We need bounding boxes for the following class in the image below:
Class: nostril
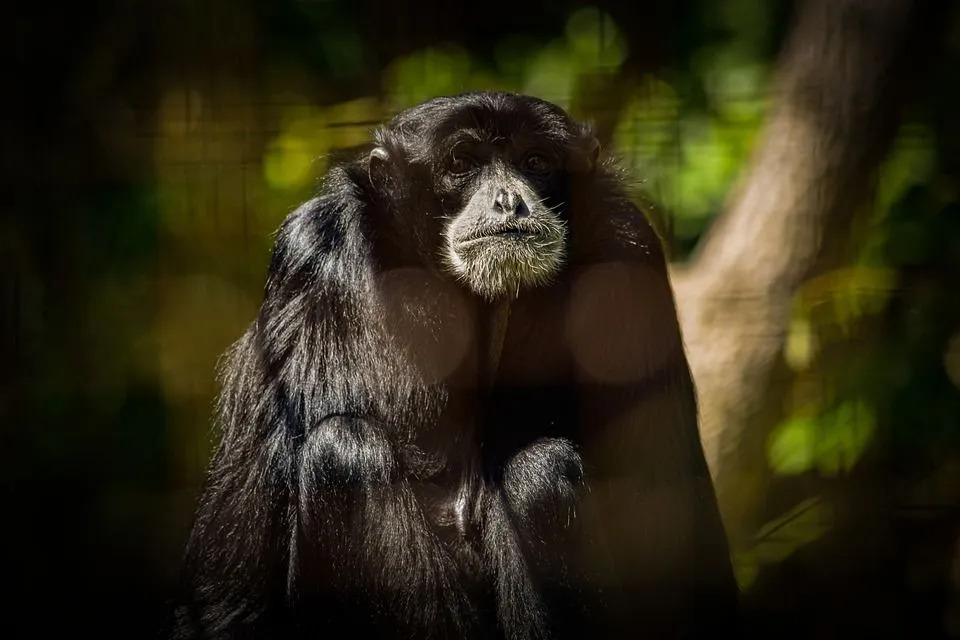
[493,189,527,216]
[514,198,529,218]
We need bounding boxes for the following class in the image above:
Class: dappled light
[767,400,877,476]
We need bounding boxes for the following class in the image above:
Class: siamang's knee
[300,415,396,490]
[502,438,583,529]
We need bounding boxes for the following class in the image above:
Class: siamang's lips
[454,223,543,246]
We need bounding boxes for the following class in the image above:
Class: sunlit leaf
[520,7,628,105]
[858,125,936,265]
[262,98,386,193]
[323,97,386,148]
[768,399,877,477]
[816,400,877,475]
[384,45,475,110]
[768,415,817,475]
[263,133,316,189]
[700,51,769,125]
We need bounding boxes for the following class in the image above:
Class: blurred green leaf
[877,124,936,213]
[523,41,576,108]
[613,75,681,169]
[264,133,316,189]
[263,97,384,191]
[816,400,877,475]
[734,497,833,590]
[674,116,735,224]
[385,45,476,109]
[564,7,627,70]
[768,415,817,475]
[522,7,627,106]
[795,267,899,339]
[768,400,877,476]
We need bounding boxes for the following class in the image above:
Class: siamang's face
[437,132,571,300]
[373,95,596,301]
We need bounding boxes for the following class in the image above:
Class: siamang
[171,92,738,639]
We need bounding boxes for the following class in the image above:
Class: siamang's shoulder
[269,191,365,278]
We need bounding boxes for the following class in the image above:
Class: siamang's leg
[291,415,477,639]
[486,438,585,640]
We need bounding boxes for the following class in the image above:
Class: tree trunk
[671,0,943,544]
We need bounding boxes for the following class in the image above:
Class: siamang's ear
[368,146,391,185]
[569,128,601,174]
[370,146,390,165]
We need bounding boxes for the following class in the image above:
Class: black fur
[171,92,738,639]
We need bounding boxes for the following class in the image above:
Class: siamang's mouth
[455,224,542,246]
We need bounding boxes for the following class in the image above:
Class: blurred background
[4,0,960,637]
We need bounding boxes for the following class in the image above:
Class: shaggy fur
[170,92,738,640]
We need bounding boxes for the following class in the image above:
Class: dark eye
[522,153,552,175]
[448,154,477,176]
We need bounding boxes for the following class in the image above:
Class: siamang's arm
[172,188,367,638]
[564,169,739,636]
[174,170,473,639]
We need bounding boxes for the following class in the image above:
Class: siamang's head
[368,92,600,300]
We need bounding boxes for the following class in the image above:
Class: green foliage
[768,115,949,488]
[522,7,628,106]
[378,6,629,112]
[790,268,899,349]
[384,45,481,110]
[768,400,878,477]
[611,10,771,246]
[767,415,817,475]
[263,133,316,190]
[265,1,368,78]
[859,125,938,266]
[262,97,384,191]
[564,8,628,68]
[734,497,834,590]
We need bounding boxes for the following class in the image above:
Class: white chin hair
[444,236,565,300]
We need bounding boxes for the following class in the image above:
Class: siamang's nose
[493,189,528,217]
